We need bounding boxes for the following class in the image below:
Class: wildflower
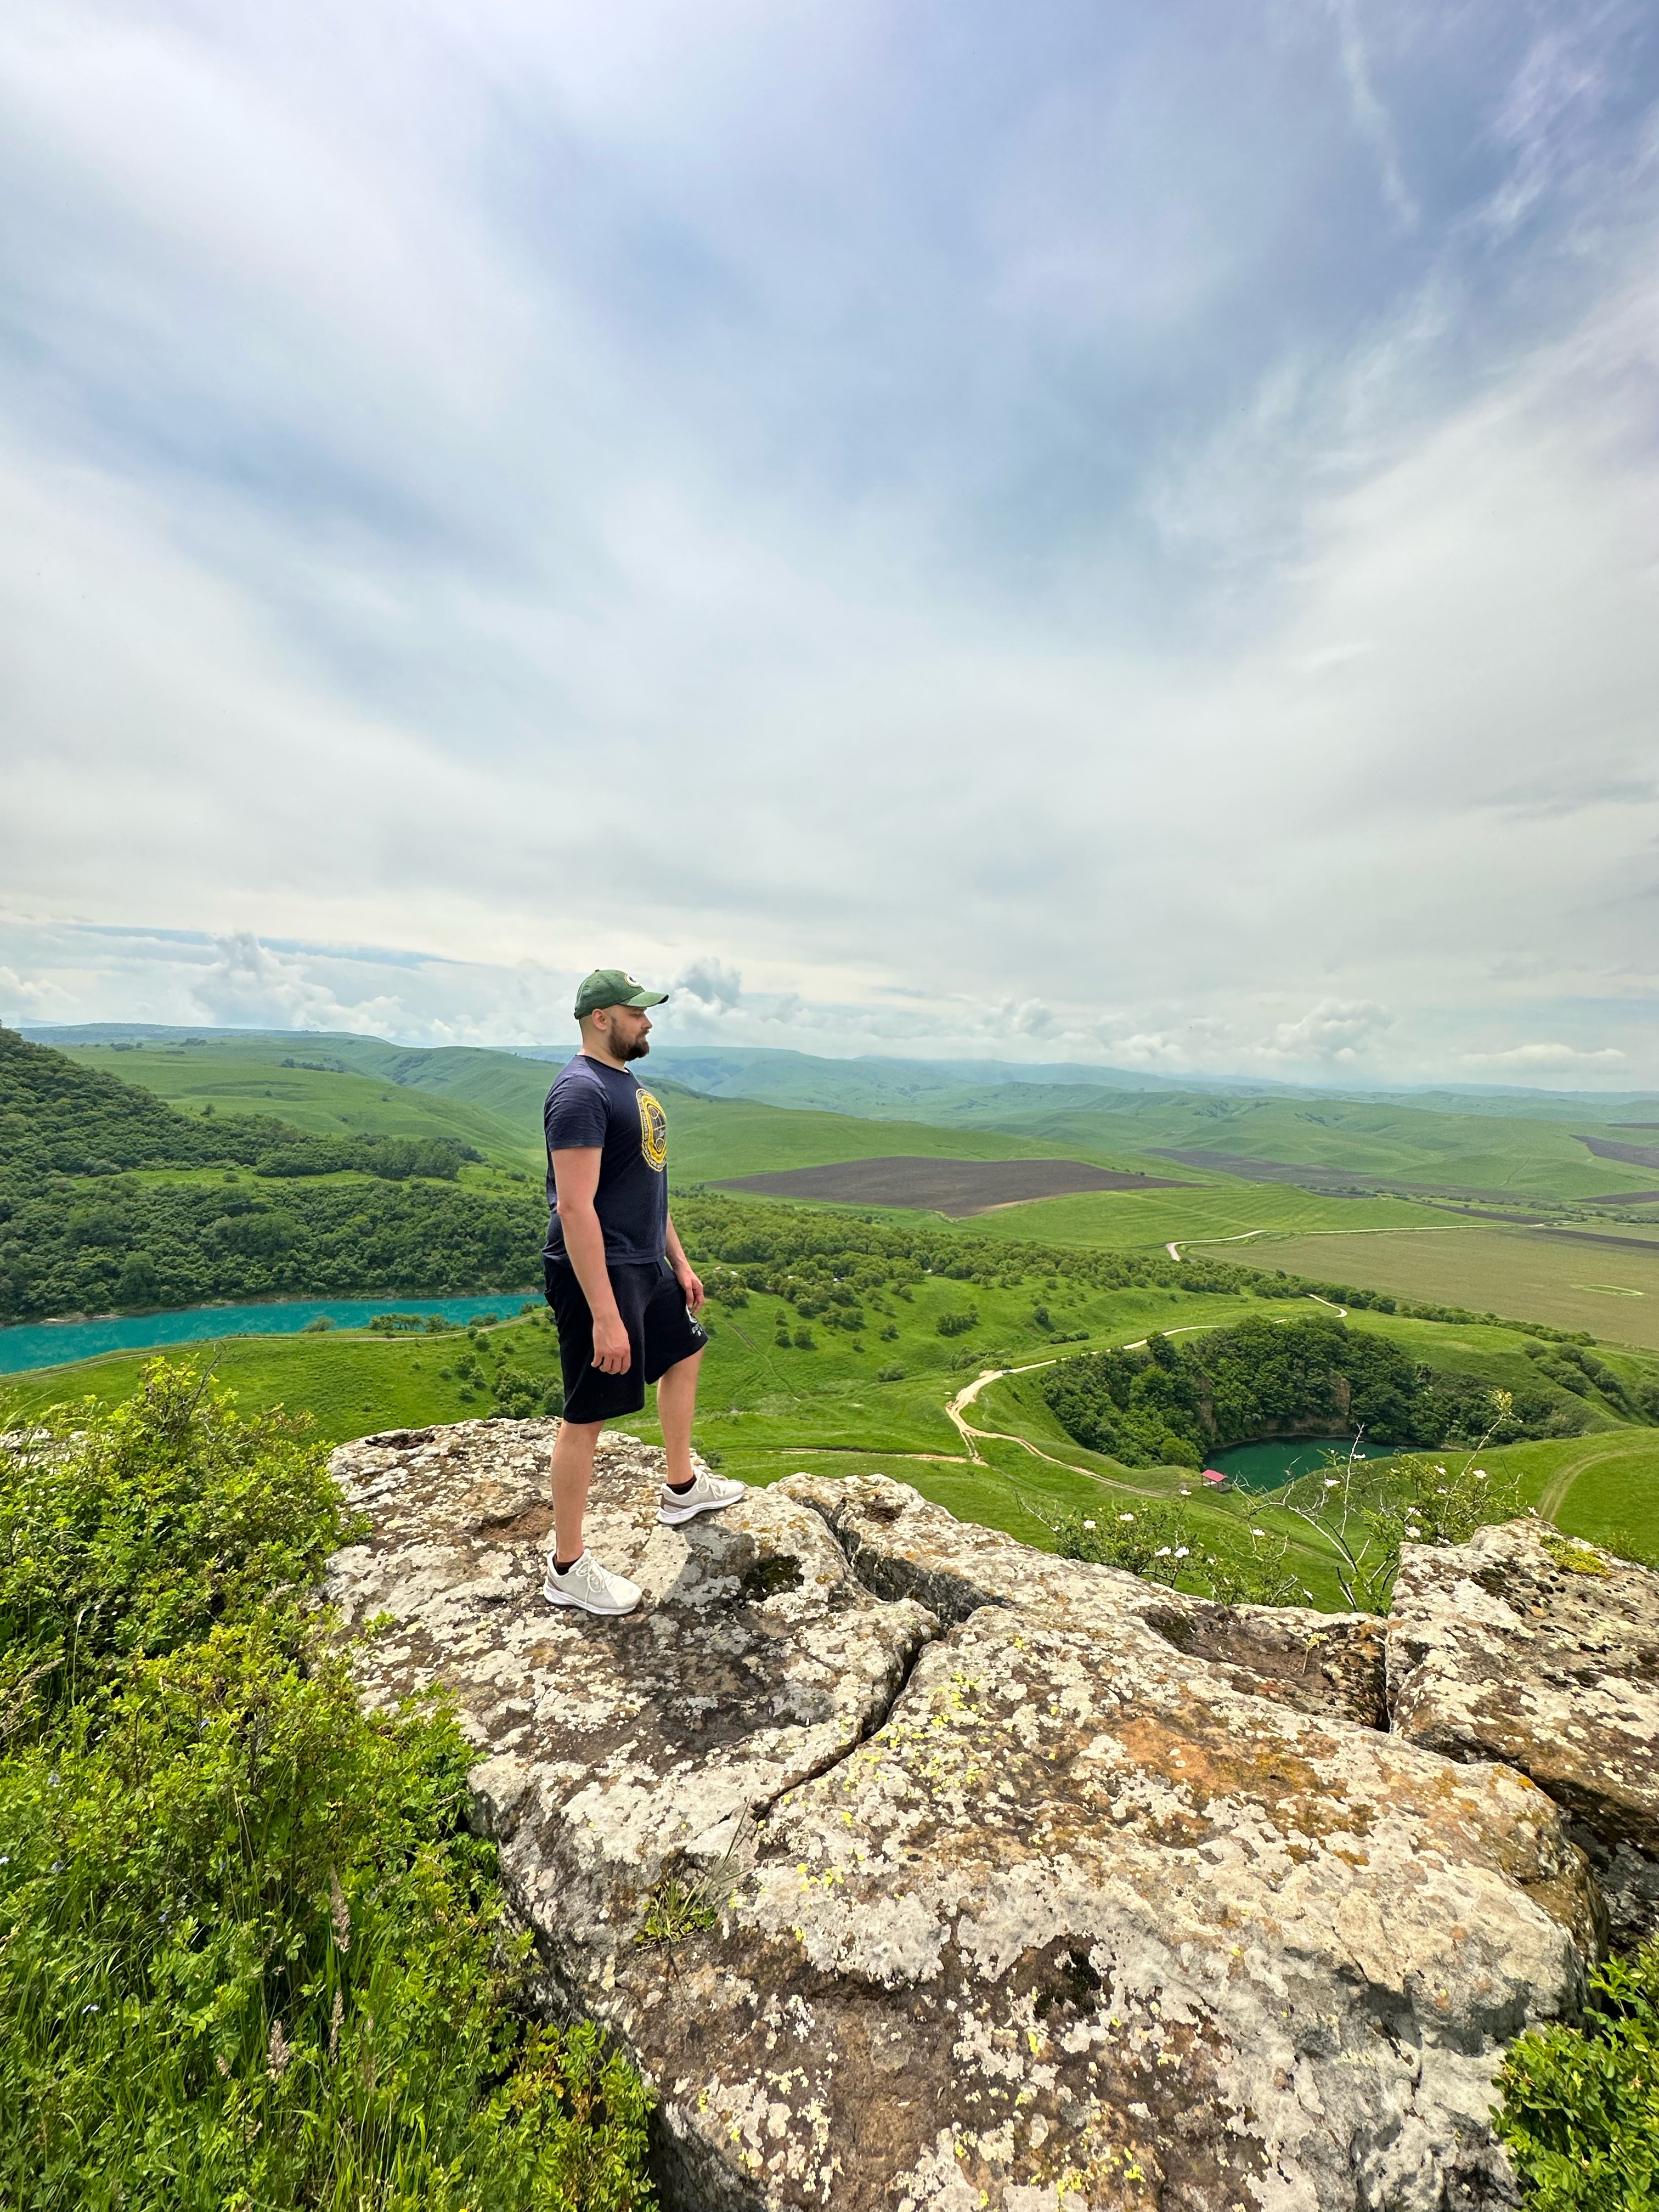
[1174,1546,1189,1559]
[268,2019,292,2080]
[1472,1471,1488,1482]
[1154,1546,1172,1559]
[1118,1512,1135,1523]
[1250,1527,1267,1538]
[1081,1519,1096,1530]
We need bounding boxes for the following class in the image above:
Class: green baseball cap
[573,968,669,1019]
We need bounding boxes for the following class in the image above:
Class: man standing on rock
[541,968,744,1616]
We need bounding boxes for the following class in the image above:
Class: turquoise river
[0,1294,539,1376]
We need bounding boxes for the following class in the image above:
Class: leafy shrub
[1052,1503,1305,1605]
[1496,1942,1659,2210]
[495,1365,562,1419]
[935,1310,978,1338]
[0,1365,352,1719]
[0,1363,655,2209]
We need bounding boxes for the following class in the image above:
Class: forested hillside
[2,1025,294,1175]
[0,1178,543,1320]
[0,1030,540,1321]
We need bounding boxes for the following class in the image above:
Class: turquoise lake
[0,1294,540,1376]
[1207,1435,1396,1493]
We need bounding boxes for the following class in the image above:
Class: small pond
[0,1293,539,1376]
[1207,1435,1397,1494]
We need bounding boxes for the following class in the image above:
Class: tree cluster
[0,1177,543,1322]
[1040,1313,1628,1469]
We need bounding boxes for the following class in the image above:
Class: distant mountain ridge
[21,1027,1656,1114]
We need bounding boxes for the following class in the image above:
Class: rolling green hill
[58,1034,550,1173]
[649,1047,1659,1209]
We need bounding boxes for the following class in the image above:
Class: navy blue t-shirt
[543,1054,669,1266]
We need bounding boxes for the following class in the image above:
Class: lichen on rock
[328,1433,1606,2211]
[1390,1517,1659,1951]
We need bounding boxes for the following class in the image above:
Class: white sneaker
[658,1469,747,1526]
[542,1551,642,1616]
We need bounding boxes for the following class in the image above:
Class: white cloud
[190,933,405,1035]
[1260,1000,1395,1066]
[1464,1041,1628,1070]
[674,956,744,1012]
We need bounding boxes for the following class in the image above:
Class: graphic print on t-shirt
[637,1088,668,1171]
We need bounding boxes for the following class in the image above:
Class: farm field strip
[1253,1228,1659,1350]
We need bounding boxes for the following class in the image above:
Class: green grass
[1246,1228,1659,1350]
[69,1035,1659,1293]
[949,1181,1452,1250]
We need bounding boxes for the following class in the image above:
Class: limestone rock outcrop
[328,1427,1604,2212]
[779,1472,1389,1729]
[1390,1519,1659,1950]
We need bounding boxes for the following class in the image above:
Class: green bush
[1496,1943,1659,2209]
[0,1362,655,2209]
[0,1365,352,1719]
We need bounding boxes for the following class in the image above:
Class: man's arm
[551,1147,632,1373]
[664,1213,705,1314]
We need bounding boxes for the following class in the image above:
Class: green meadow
[944,1180,1450,1249]
[1255,1227,1659,1350]
[15,1271,1659,1611]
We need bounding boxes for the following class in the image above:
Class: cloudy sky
[2,0,1656,1084]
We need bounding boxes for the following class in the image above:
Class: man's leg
[655,1347,704,1488]
[550,1417,605,1565]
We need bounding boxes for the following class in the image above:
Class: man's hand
[675,1262,706,1316]
[591,1310,632,1373]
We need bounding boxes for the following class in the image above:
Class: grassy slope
[73,1037,1272,1198]
[949,1183,1450,1249]
[15,1284,1659,1596]
[1254,1228,1659,1351]
[63,1041,543,1171]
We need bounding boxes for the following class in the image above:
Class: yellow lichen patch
[1537,1530,1611,1577]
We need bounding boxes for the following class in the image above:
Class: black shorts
[543,1254,708,1425]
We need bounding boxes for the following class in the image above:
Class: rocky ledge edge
[326,1419,1659,2212]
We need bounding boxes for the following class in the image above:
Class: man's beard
[619,1033,651,1062]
